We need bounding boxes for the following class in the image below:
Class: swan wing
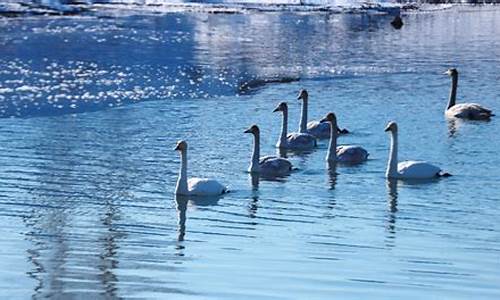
[259,156,292,175]
[307,121,330,138]
[447,103,493,119]
[286,132,317,149]
[397,161,441,179]
[466,103,492,113]
[188,178,227,196]
[336,145,369,163]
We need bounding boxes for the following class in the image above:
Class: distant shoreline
[0,2,494,19]
[2,2,500,19]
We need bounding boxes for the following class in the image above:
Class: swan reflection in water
[385,178,440,247]
[447,117,491,138]
[386,179,398,235]
[277,147,314,159]
[277,147,314,174]
[249,172,259,190]
[175,195,188,242]
[447,118,460,137]
[248,170,290,189]
[174,194,221,242]
[326,160,338,190]
[384,179,399,249]
[246,172,287,221]
[247,173,265,220]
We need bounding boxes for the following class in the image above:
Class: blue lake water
[1,5,500,299]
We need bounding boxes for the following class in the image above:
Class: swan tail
[438,172,452,177]
[338,127,350,134]
[222,187,231,194]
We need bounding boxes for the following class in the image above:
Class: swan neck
[175,149,189,195]
[326,121,337,161]
[299,98,308,133]
[386,131,399,178]
[279,110,288,146]
[447,74,458,110]
[250,132,260,172]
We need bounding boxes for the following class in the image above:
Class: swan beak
[384,126,390,132]
[444,70,451,75]
[244,128,252,133]
[174,144,180,150]
[272,107,280,112]
[320,117,328,123]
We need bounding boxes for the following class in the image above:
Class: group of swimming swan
[175,68,494,196]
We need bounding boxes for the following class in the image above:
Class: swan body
[394,160,442,179]
[186,178,227,196]
[273,101,317,150]
[306,121,331,139]
[244,125,293,176]
[320,112,368,164]
[384,122,449,179]
[445,103,493,120]
[298,89,349,139]
[174,140,228,196]
[336,145,369,164]
[444,68,494,120]
[283,132,317,150]
[258,155,293,176]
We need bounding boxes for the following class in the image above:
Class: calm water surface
[0,6,500,299]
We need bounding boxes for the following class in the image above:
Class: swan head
[297,89,308,100]
[444,68,458,77]
[273,102,287,113]
[174,140,188,151]
[320,112,337,125]
[244,124,259,135]
[384,121,398,133]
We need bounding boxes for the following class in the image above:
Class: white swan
[273,101,317,150]
[174,140,228,196]
[444,68,494,120]
[298,89,349,138]
[385,122,451,179]
[244,124,293,176]
[320,112,368,164]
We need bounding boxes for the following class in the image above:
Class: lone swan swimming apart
[297,89,349,138]
[174,140,228,196]
[444,68,494,120]
[320,112,368,164]
[385,122,451,179]
[273,101,317,150]
[244,124,293,177]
